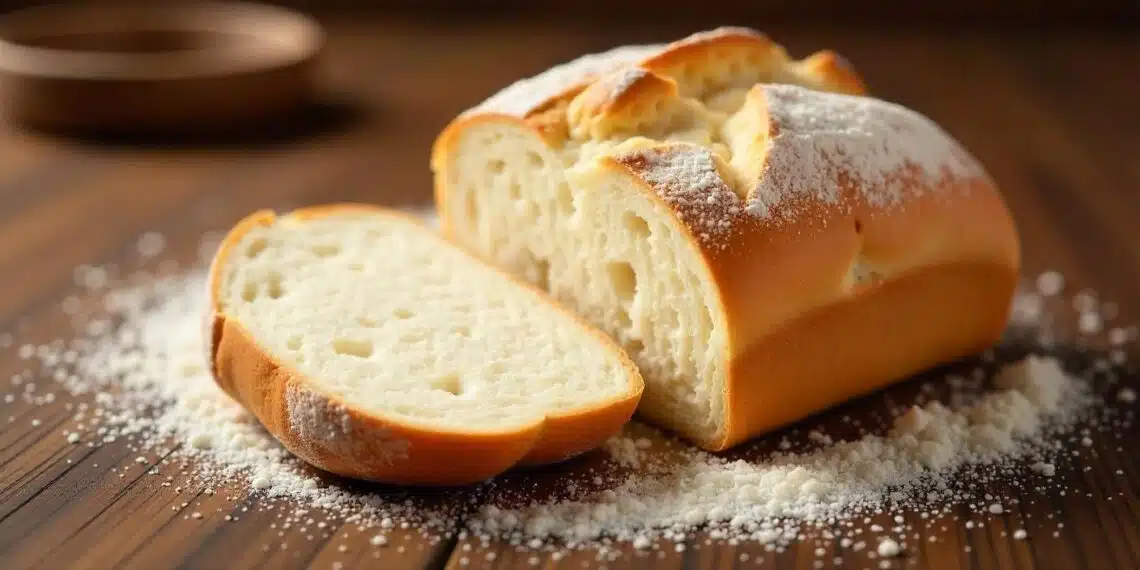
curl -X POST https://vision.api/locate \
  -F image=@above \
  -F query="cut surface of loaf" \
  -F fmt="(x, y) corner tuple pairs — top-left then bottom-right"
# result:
(431, 27), (1020, 450)
(206, 206), (643, 485)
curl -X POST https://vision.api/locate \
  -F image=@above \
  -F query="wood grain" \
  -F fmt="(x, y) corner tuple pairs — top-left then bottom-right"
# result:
(0, 17), (1137, 570)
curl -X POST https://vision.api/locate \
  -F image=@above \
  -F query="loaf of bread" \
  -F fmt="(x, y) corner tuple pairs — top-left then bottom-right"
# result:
(206, 206), (643, 485)
(431, 27), (1020, 451)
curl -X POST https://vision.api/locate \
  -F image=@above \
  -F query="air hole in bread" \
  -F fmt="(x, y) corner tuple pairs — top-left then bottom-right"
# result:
(356, 316), (378, 327)
(246, 238), (268, 258)
(518, 251), (550, 290)
(452, 325), (471, 337)
(556, 183), (575, 215)
(347, 262), (364, 272)
(332, 338), (373, 359)
(286, 335), (302, 351)
(266, 271), (285, 299)
(393, 308), (413, 319)
(615, 308), (633, 329)
(241, 281), (258, 302)
(517, 199), (538, 221)
(508, 180), (522, 201)
(623, 212), (651, 238)
(489, 159), (505, 174)
(465, 192), (479, 226)
(607, 261), (637, 302)
(626, 338), (645, 356)
(526, 151), (544, 169)
(311, 243), (341, 258)
(431, 374), (463, 396)
(532, 258), (550, 291)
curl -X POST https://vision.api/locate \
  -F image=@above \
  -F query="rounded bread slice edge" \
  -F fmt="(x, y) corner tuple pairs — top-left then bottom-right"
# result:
(206, 204), (644, 485)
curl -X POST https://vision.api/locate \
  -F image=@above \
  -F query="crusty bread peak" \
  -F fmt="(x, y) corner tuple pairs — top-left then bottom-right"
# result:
(465, 27), (864, 121)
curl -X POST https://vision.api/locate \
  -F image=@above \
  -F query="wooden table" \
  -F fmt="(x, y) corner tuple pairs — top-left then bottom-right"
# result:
(0, 17), (1137, 570)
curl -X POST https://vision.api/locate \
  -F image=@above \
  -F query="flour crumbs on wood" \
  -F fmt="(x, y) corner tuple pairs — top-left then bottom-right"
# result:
(2, 212), (1136, 567)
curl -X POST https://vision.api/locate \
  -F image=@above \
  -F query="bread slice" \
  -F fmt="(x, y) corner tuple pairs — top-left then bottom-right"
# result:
(431, 27), (1020, 450)
(206, 205), (643, 485)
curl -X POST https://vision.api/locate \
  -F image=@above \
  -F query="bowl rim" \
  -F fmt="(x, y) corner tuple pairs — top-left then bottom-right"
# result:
(0, 1), (324, 81)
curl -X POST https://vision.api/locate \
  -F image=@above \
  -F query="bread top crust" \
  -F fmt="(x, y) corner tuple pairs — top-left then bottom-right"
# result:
(435, 28), (999, 244)
(463, 27), (864, 121)
(437, 25), (1012, 256)
(433, 26), (1020, 363)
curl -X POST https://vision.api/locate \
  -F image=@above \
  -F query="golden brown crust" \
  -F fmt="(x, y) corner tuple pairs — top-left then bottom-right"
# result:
(599, 153), (1018, 450)
(430, 28), (1022, 451)
(207, 205), (643, 485)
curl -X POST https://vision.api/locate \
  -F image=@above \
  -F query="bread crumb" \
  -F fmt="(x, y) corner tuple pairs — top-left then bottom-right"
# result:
(877, 539), (901, 558)
(1118, 388), (1136, 403)
(1078, 313), (1103, 335)
(1035, 271), (1064, 296)
(988, 504), (1003, 515)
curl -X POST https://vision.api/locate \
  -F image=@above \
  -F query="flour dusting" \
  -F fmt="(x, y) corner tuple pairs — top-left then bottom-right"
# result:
(2, 218), (1135, 563)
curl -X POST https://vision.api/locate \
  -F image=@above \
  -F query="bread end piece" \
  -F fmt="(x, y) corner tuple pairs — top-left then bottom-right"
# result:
(206, 206), (643, 485)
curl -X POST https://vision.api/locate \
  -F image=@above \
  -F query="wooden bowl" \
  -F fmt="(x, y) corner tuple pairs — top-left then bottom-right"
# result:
(0, 2), (324, 135)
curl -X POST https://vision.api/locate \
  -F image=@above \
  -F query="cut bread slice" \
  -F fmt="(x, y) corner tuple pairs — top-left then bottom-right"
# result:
(206, 205), (643, 485)
(431, 28), (1020, 451)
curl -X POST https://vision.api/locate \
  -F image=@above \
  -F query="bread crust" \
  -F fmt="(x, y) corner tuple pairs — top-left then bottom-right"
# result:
(206, 205), (643, 485)
(431, 28), (1021, 450)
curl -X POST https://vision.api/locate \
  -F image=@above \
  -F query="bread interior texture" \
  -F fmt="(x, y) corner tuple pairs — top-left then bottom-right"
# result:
(442, 125), (730, 446)
(215, 212), (633, 432)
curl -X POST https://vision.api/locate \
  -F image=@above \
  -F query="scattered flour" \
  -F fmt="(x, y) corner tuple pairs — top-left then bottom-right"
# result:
(1036, 271), (1064, 296)
(2, 224), (1135, 565)
(466, 354), (1089, 545)
(877, 538), (902, 558)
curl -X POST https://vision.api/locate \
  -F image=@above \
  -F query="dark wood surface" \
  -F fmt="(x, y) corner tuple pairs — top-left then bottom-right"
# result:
(0, 16), (1138, 570)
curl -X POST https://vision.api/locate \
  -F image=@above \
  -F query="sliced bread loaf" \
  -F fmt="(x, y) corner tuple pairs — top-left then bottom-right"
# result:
(431, 28), (1020, 450)
(206, 205), (643, 485)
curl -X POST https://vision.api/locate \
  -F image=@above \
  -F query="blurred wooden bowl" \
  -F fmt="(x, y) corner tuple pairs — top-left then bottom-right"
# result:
(0, 2), (324, 135)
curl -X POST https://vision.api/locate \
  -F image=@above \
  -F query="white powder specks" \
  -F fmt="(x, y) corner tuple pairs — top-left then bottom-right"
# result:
(468, 354), (1088, 545)
(615, 145), (741, 244)
(1079, 312), (1103, 335)
(876, 538), (902, 558)
(470, 44), (662, 118)
(1117, 388), (1136, 403)
(136, 232), (167, 259)
(4, 220), (1134, 558)
(1036, 271), (1065, 296)
(189, 432), (214, 450)
(594, 68), (650, 105)
(1013, 529), (1028, 540)
(747, 85), (984, 219)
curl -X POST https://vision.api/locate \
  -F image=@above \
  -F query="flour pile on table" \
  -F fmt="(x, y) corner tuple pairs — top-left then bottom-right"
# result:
(4, 217), (1136, 559)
